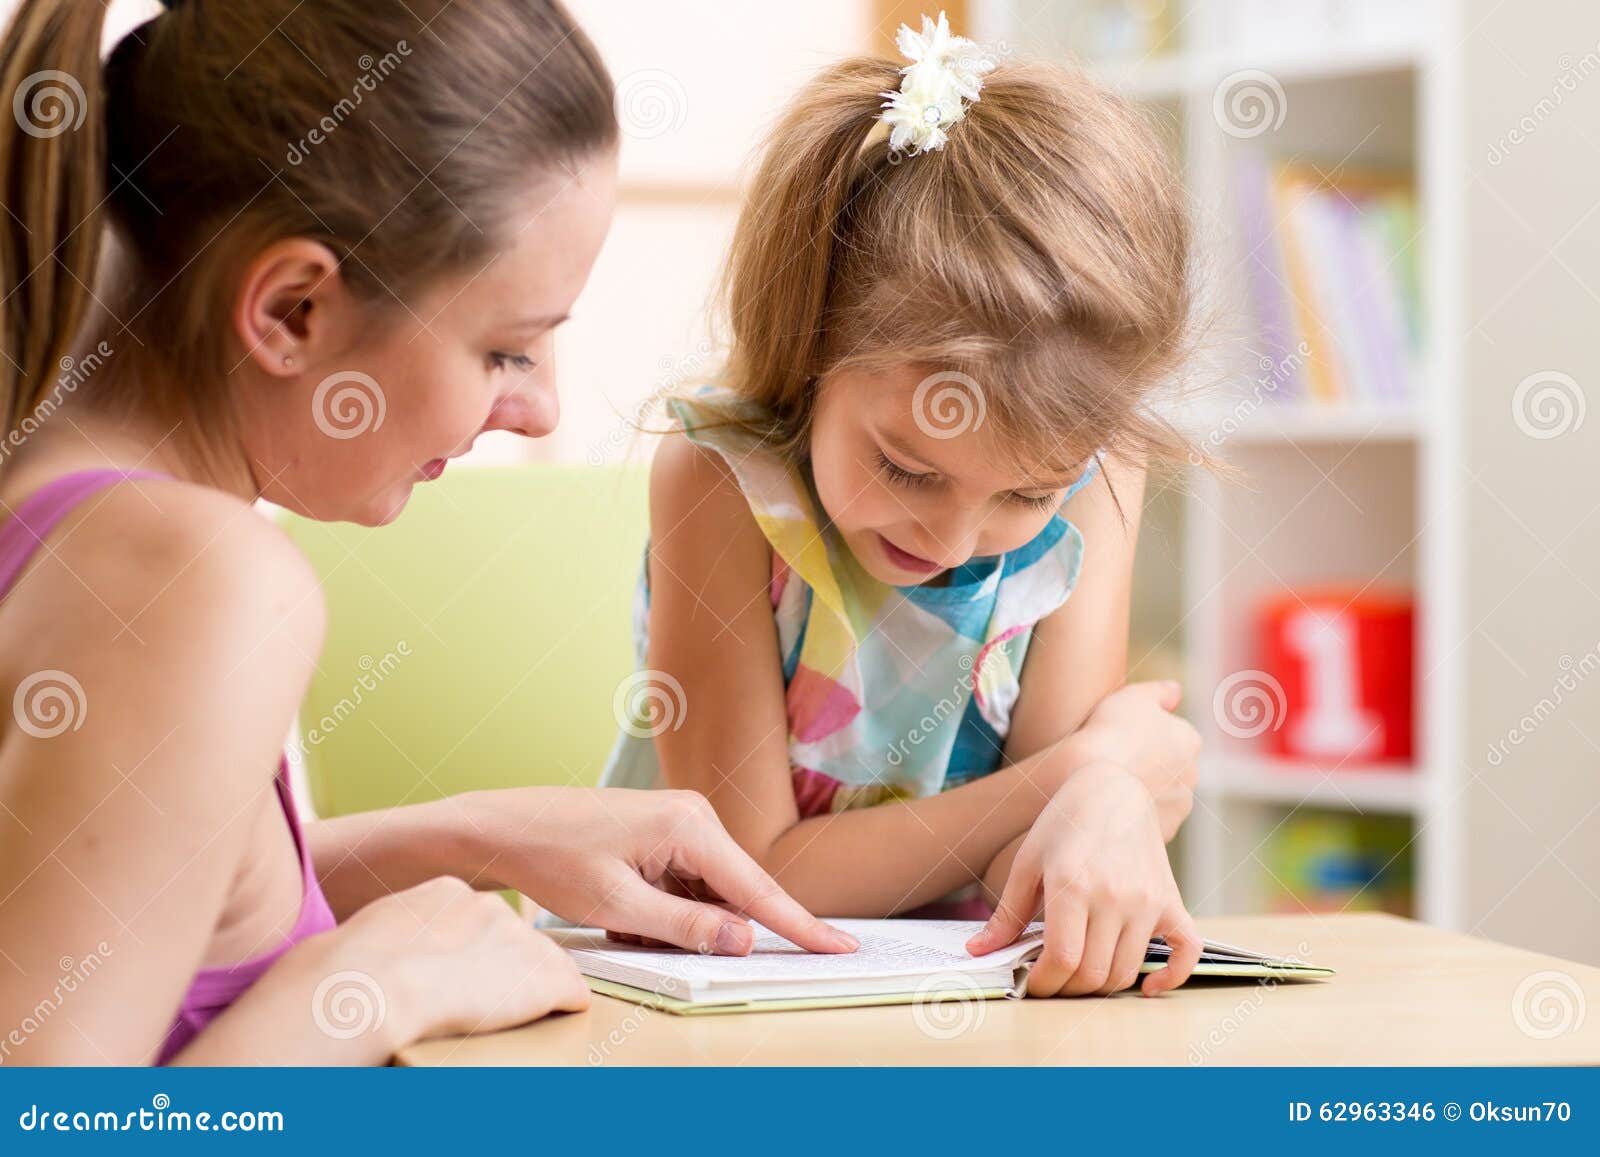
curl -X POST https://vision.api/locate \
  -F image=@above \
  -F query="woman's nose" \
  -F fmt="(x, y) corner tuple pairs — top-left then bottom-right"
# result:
(489, 359), (560, 439)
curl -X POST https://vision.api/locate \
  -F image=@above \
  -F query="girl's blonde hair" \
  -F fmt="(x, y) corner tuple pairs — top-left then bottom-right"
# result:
(719, 55), (1196, 476)
(0, 0), (616, 473)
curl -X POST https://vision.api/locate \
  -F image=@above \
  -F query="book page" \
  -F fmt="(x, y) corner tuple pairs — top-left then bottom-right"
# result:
(553, 920), (1043, 988)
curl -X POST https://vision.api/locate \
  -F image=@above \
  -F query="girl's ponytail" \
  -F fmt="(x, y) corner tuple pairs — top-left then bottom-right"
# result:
(0, 0), (108, 457)
(721, 58), (901, 447)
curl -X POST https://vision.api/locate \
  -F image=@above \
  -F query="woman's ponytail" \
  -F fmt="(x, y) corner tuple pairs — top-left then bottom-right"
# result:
(720, 58), (900, 445)
(0, 0), (108, 461)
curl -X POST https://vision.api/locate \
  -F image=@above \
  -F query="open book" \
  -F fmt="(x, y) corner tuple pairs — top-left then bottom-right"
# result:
(549, 919), (1333, 1015)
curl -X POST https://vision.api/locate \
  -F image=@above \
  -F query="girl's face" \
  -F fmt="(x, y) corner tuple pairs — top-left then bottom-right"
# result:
(807, 364), (1090, 586)
(239, 151), (618, 525)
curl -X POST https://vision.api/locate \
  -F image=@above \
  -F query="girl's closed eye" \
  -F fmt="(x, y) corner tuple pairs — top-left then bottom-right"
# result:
(1010, 490), (1061, 512)
(875, 450), (935, 489)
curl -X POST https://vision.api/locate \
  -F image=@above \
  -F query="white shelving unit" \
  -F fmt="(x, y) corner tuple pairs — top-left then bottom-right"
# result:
(972, 1), (1463, 927)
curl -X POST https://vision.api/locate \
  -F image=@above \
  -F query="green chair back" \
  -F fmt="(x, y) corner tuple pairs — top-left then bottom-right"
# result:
(278, 464), (647, 818)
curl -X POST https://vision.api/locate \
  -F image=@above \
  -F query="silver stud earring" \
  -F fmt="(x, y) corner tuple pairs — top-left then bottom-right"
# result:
(283, 355), (295, 368)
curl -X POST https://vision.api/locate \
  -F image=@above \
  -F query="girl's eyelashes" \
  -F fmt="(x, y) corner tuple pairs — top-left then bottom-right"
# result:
(488, 351), (538, 372)
(876, 449), (1059, 511)
(1009, 491), (1061, 512)
(875, 450), (935, 489)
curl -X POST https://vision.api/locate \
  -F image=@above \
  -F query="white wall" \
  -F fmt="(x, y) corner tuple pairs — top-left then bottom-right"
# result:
(1463, 0), (1600, 962)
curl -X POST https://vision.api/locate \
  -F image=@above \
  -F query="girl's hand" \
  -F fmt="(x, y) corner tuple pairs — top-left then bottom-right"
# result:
(469, 787), (859, 956)
(1069, 681), (1201, 840)
(967, 762), (1202, 998)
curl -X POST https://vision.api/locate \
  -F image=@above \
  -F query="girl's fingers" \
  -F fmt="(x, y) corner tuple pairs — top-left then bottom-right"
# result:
(967, 856), (1039, 956)
(1062, 907), (1122, 996)
(1142, 906), (1203, 996)
(1101, 919), (1157, 996)
(1025, 889), (1086, 997)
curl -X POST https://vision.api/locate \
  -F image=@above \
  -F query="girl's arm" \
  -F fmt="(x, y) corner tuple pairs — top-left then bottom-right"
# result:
(646, 436), (1113, 918)
(983, 456), (1200, 899)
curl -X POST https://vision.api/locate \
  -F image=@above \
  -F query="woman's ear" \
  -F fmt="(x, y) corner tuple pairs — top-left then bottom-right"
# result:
(232, 239), (348, 377)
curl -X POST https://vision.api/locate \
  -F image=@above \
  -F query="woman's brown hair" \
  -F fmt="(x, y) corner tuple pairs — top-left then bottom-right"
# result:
(718, 52), (1197, 476)
(0, 0), (616, 468)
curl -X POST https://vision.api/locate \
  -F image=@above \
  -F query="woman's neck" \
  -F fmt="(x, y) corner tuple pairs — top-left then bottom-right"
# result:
(6, 389), (259, 502)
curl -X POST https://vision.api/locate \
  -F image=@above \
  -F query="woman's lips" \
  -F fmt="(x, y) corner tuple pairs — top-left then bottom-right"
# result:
(876, 532), (942, 576)
(420, 458), (448, 480)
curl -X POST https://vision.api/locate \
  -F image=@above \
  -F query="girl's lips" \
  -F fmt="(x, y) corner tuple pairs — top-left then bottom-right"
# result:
(876, 532), (942, 576)
(420, 458), (448, 480)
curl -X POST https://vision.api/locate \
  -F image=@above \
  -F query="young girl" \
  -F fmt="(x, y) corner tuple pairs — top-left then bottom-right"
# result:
(605, 14), (1206, 998)
(0, 0), (852, 1066)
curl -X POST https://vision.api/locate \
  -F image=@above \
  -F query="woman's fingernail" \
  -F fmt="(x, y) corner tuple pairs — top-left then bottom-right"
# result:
(836, 930), (860, 950)
(715, 921), (752, 954)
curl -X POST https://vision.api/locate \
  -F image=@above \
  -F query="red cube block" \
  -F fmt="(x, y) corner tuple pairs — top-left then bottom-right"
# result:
(1256, 588), (1414, 765)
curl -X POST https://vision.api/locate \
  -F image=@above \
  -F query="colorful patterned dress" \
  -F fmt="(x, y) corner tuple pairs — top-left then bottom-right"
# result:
(601, 388), (1097, 909)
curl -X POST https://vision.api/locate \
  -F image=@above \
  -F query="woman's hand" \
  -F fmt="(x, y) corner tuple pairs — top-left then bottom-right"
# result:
(175, 876), (591, 1065)
(1068, 681), (1200, 841)
(467, 787), (859, 956)
(967, 762), (1201, 998)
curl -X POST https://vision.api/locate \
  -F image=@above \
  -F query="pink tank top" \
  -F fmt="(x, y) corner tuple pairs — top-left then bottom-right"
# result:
(0, 468), (338, 1064)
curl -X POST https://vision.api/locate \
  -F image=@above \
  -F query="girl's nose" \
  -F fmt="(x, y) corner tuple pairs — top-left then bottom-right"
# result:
(920, 510), (985, 570)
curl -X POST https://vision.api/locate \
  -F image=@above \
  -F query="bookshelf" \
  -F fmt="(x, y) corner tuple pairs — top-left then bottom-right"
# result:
(971, 1), (1463, 927)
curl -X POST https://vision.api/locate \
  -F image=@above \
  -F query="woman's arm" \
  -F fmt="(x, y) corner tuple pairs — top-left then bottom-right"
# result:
(645, 435), (1108, 917)
(305, 785), (857, 955)
(0, 484), (328, 1063)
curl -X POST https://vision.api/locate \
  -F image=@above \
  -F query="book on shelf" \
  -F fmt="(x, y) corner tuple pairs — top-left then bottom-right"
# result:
(1235, 154), (1421, 409)
(550, 919), (1334, 1014)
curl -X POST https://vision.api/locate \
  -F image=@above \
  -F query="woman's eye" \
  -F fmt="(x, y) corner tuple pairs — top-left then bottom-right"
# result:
(876, 451), (933, 488)
(489, 351), (537, 372)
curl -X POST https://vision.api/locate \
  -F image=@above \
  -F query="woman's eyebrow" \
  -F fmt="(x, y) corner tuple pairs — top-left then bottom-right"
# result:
(502, 311), (570, 333)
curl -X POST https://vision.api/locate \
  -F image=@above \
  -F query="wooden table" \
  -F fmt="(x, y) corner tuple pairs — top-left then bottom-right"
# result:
(396, 913), (1600, 1066)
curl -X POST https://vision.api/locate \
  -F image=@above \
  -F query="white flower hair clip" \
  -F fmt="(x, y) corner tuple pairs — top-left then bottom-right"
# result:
(879, 11), (996, 155)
